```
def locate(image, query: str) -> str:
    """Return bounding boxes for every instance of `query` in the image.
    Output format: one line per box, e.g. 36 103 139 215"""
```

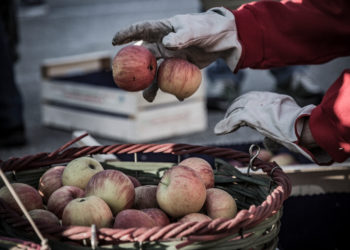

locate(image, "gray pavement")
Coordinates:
1 0 349 161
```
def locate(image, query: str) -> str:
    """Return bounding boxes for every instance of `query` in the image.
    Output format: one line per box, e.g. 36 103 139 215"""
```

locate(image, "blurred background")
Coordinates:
0 0 349 160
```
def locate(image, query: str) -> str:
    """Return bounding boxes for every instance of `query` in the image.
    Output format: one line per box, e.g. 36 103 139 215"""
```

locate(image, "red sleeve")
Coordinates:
232 0 350 70
309 69 350 163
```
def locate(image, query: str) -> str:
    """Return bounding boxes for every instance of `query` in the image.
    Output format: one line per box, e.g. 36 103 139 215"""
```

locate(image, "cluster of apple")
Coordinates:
112 45 202 101
0 156 238 231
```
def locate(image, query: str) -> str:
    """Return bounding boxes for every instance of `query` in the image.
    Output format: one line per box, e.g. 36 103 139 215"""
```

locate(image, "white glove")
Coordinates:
112 7 242 71
214 91 332 165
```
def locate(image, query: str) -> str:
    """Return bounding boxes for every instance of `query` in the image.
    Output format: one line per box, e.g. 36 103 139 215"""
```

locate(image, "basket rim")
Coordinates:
0 133 291 247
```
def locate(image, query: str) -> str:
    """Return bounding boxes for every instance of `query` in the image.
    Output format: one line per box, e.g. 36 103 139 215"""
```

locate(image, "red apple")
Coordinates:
127 175 141 188
178 213 212 223
142 208 170 227
38 166 65 203
134 185 158 209
113 209 155 229
85 169 135 215
206 188 237 219
112 45 157 91
62 196 113 228
62 156 104 189
179 157 214 189
24 209 61 226
47 185 85 219
269 153 297 166
0 183 43 215
157 58 202 101
156 165 206 217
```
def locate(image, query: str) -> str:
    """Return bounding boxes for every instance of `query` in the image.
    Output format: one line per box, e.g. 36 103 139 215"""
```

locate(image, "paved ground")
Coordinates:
1 0 349 161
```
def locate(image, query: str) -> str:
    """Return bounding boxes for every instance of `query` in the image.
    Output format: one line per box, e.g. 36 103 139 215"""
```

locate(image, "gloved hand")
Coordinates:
214 91 332 165
112 7 242 102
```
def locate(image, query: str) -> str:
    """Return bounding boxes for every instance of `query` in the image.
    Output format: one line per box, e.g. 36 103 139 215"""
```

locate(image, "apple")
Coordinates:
142 208 170 227
24 209 61 226
178 213 212 223
134 185 158 209
62 195 113 228
85 169 135 215
47 185 85 219
113 209 155 229
157 58 202 101
112 45 157 91
61 157 104 189
179 157 214 189
127 175 141 188
256 149 274 162
38 166 65 203
205 188 237 219
156 165 206 218
0 183 43 215
269 153 297 166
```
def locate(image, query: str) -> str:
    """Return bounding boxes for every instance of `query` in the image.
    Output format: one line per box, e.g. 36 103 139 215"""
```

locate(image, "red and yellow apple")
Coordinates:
157 58 202 101
113 209 155 229
38 166 65 203
112 45 157 91
62 195 113 228
142 208 170 227
0 183 43 215
47 185 85 219
61 157 104 189
85 169 135 215
134 185 158 209
179 157 214 189
156 165 206 217
205 188 237 219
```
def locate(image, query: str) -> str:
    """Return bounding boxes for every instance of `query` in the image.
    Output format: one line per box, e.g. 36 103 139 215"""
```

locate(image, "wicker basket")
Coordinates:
0 134 291 249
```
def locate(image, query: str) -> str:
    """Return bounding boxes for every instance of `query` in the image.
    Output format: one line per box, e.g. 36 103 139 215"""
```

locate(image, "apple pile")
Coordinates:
112 45 202 100
0 156 239 232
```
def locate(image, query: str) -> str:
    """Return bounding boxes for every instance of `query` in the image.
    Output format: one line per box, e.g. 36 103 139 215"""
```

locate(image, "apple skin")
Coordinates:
269 153 297 166
142 208 170 227
61 157 104 189
134 185 158 209
38 166 65 203
156 165 206 218
205 188 237 219
127 175 141 188
0 183 43 215
113 209 155 229
85 169 135 215
62 195 113 228
179 157 214 189
178 213 212 223
112 45 157 91
157 58 202 101
25 209 61 226
47 185 85 219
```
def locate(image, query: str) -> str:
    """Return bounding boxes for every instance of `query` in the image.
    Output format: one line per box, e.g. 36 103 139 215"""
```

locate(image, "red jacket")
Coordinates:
232 0 350 163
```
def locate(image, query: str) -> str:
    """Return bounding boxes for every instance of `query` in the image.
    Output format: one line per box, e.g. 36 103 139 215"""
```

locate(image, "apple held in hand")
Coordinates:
112 45 157 91
47 185 85 219
179 157 214 189
62 195 113 228
113 209 155 229
38 166 65 203
25 209 61 227
62 157 104 189
205 188 237 219
0 183 43 215
157 58 202 101
156 165 206 218
85 169 135 215
134 185 158 209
